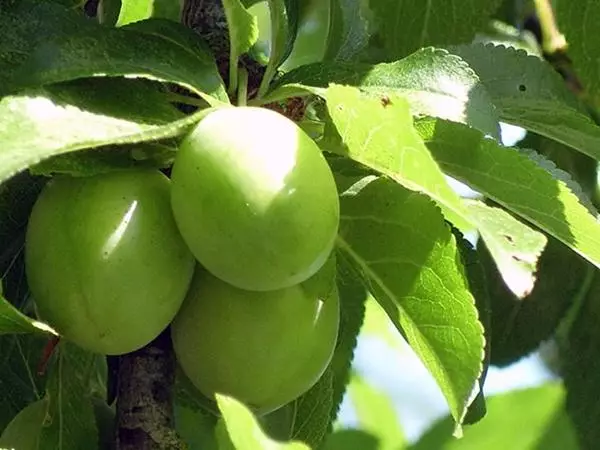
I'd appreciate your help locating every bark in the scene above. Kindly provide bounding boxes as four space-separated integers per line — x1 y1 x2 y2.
116 330 183 450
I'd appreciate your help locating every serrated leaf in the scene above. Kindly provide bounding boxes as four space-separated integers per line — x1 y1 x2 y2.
464 200 547 298
267 48 500 138
0 398 48 449
411 383 578 450
449 43 600 162
328 251 369 423
418 119 600 274
555 0 600 100
0 334 48 431
15 17 227 104
0 83 214 185
337 176 484 426
39 343 99 450
369 0 502 59
453 230 491 426
347 373 405 450
563 272 600 448
481 235 590 366
289 368 333 447
325 0 369 62
216 395 310 450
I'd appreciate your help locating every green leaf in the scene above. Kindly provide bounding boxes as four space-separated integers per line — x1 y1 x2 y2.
39 343 100 450
0 1 91 96
223 0 260 91
0 334 48 431
481 234 591 366
328 252 369 423
289 368 333 447
411 383 579 450
555 0 600 100
216 395 310 450
337 175 484 426
325 0 369 61
279 0 331 72
561 272 600 448
453 230 491 426
256 0 298 96
347 373 405 450
0 398 48 449
16 18 227 104
117 0 153 25
116 0 182 25
175 402 219 450
418 119 600 275
0 297 56 335
449 43 600 162
267 48 500 138
0 83 214 185
323 429 380 450
369 0 502 59
464 200 547 298
323 85 471 229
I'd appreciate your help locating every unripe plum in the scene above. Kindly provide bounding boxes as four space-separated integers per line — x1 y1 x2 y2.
170 106 339 291
25 170 195 355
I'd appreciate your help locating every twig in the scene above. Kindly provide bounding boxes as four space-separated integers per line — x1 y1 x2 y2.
533 0 567 54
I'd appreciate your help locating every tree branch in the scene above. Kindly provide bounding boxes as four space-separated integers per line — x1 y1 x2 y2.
116 330 184 450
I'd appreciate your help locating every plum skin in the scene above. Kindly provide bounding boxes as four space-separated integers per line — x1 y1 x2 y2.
170 106 340 292
171 259 339 415
25 169 195 355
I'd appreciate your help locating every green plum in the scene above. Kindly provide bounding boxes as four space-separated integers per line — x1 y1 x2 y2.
170 106 339 291
25 170 195 355
171 257 339 415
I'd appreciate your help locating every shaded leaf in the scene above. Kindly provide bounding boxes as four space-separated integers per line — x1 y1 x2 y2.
481 234 591 367
0 1 91 96
328 250 369 423
325 0 370 62
562 273 600 449
16 18 227 104
223 0 259 90
0 334 48 431
411 383 578 450
323 429 380 450
39 343 100 449
0 398 48 450
417 118 600 275
464 200 547 298
347 373 405 450
449 43 600 162
337 175 484 425
369 0 502 59
555 0 600 100
267 48 500 138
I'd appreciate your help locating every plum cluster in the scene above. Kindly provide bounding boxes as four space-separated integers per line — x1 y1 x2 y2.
25 106 340 413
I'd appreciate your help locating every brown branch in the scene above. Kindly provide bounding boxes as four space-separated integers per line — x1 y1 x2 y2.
116 329 184 450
